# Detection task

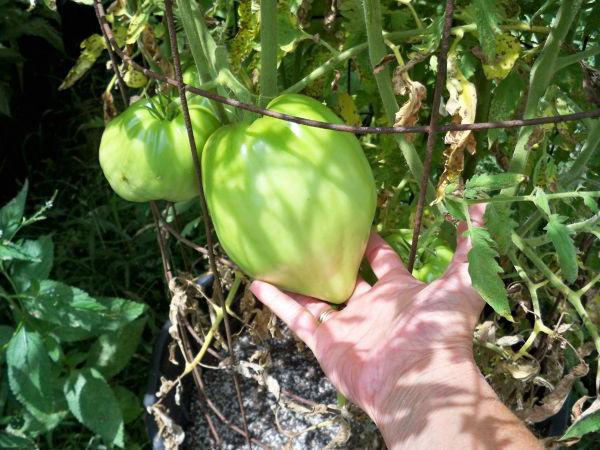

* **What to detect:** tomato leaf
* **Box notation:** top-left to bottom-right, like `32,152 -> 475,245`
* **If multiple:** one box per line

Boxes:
6,326 -> 66,430
468,0 -> 501,59
0,181 -> 28,241
58,35 -> 106,91
561,399 -> 600,440
64,368 -> 125,447
545,214 -> 578,283
467,227 -> 513,321
464,173 -> 526,197
488,72 -> 525,145
484,204 -> 516,255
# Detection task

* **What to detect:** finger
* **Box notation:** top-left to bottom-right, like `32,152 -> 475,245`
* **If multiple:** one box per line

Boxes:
365,232 -> 413,280
444,203 -> 487,278
352,277 -> 372,298
289,292 -> 333,319
250,281 -> 317,350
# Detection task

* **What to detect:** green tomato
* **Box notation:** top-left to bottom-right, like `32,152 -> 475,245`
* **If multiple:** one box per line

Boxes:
203,94 -> 377,303
413,245 -> 454,283
385,230 -> 454,283
99,95 -> 220,202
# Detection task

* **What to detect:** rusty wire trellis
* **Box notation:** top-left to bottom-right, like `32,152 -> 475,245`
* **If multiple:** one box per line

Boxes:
93,0 -> 599,446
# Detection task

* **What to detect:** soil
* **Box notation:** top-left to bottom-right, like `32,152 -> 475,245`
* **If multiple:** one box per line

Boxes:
186,329 -> 384,449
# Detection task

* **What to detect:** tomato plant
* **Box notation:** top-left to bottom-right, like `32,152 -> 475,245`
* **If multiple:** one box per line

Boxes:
99,95 -> 219,202
202,94 -> 377,302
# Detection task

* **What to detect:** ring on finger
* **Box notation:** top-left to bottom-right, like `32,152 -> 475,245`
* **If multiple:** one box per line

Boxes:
317,308 -> 336,324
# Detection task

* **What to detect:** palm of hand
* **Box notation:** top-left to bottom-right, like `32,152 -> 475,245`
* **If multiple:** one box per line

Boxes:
251,208 -> 485,417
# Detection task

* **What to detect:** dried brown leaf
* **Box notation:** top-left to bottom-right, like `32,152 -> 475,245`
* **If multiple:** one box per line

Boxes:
433,55 -> 477,204
517,362 -> 589,423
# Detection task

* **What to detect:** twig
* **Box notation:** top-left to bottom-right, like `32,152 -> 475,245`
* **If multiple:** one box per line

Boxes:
156,214 -> 237,269
407,0 -> 455,272
162,2 -> 251,447
92,1 -> 600,135
93,0 -> 127,105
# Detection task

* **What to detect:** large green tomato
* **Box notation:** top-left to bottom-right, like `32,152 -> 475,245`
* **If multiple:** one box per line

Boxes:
99,96 -> 219,202
203,94 -> 377,303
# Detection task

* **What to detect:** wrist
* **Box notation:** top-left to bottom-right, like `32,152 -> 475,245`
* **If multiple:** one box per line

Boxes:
367,349 -> 482,447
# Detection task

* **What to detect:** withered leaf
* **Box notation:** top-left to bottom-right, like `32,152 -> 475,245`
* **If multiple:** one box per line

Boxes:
434,54 -> 477,204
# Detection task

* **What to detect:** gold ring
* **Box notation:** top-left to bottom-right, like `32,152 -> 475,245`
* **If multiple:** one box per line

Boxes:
317,308 -> 336,324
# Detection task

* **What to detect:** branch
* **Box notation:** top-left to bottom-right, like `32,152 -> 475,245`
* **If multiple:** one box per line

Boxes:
407,0 -> 455,272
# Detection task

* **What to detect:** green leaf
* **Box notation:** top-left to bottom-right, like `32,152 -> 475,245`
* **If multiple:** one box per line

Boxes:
10,236 -> 54,292
545,215 -> 578,283
21,280 -> 146,337
561,400 -> 600,440
6,326 -> 65,430
582,194 -> 599,213
467,227 -> 513,321
488,72 -> 525,145
533,188 -> 551,217
113,385 -> 143,424
58,34 -> 105,90
0,181 -> 28,241
464,173 -> 526,197
64,368 -> 125,447
444,198 -> 467,221
0,432 -> 36,450
469,0 -> 501,59
483,204 -> 516,255
0,242 -> 41,262
0,325 -> 14,364
87,318 -> 146,378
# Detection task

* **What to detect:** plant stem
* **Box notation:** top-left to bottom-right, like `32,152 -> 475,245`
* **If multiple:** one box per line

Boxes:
563,120 -> 600,186
259,0 -> 278,107
511,232 -> 600,355
177,0 -> 227,122
507,0 -> 583,181
467,191 -> 600,205
526,212 -> 600,247
360,0 -> 437,206
555,46 -> 600,72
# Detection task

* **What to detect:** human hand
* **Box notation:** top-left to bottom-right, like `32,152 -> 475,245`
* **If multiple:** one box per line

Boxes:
251,205 -> 541,449
250,205 -> 485,418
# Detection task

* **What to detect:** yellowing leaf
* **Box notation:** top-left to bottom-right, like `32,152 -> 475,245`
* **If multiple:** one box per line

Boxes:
483,33 -> 521,80
58,34 -> 106,91
434,54 -> 477,204
123,66 -> 148,88
335,92 -> 361,126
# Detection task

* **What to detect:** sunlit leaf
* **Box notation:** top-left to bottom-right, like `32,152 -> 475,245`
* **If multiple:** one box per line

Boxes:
482,33 -> 521,80
545,214 -> 578,283
64,368 -> 124,447
467,227 -> 513,321
58,34 -> 106,90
